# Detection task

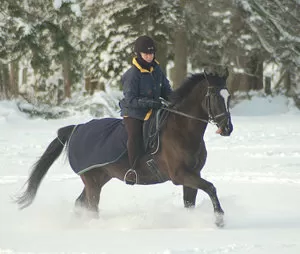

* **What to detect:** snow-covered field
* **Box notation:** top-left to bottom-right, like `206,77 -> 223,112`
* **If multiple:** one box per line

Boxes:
0,95 -> 300,254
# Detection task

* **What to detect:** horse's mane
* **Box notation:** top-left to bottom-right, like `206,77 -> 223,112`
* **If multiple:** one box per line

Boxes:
168,73 -> 206,105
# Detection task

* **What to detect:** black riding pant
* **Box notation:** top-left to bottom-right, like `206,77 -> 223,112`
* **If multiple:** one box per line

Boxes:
123,117 -> 144,169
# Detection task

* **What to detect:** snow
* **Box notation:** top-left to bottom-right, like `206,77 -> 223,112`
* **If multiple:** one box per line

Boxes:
0,95 -> 300,254
232,94 -> 297,116
53,0 -> 81,16
53,0 -> 63,9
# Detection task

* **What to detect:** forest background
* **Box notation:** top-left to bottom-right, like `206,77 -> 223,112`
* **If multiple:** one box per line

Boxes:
1,0 -> 300,117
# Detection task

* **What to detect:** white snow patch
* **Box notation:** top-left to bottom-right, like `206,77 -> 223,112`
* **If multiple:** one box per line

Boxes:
0,94 -> 300,254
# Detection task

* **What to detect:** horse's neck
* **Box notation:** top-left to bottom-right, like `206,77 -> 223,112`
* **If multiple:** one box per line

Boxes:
168,89 -> 208,146
180,85 -> 207,120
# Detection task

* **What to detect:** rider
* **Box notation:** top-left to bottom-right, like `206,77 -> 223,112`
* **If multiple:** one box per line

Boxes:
119,35 -> 172,185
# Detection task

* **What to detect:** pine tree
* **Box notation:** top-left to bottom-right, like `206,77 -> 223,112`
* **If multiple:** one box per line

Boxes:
1,0 -> 84,102
235,0 -> 300,93
82,0 -> 177,87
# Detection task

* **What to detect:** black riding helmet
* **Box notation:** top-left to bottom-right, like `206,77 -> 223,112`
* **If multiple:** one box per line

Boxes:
134,35 -> 156,54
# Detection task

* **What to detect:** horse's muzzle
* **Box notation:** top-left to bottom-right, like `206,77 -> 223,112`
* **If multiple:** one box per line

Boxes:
218,117 -> 233,136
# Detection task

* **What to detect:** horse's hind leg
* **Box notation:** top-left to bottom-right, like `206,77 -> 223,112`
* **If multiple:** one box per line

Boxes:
74,187 -> 87,214
80,168 -> 111,218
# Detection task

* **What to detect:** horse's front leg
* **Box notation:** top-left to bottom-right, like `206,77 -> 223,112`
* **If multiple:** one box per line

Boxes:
183,142 -> 207,208
183,186 -> 198,208
185,172 -> 224,227
174,171 -> 224,227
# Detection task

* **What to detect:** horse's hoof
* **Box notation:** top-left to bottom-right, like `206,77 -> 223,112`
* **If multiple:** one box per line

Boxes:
73,208 -> 83,218
215,212 -> 225,228
87,210 -> 99,220
184,201 -> 196,209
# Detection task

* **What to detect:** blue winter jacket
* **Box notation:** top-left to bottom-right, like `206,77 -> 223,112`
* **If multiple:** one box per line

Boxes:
119,57 -> 172,120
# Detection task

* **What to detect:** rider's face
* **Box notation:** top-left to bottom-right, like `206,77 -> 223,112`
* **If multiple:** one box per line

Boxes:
140,52 -> 154,63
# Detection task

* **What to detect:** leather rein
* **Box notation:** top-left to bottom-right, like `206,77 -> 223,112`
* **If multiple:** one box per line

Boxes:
160,107 -> 209,123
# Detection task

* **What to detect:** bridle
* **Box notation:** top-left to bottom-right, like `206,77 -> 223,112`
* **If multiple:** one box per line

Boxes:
203,72 -> 230,125
205,86 -> 230,125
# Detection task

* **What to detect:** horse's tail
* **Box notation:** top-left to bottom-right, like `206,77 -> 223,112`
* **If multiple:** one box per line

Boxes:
16,125 -> 76,209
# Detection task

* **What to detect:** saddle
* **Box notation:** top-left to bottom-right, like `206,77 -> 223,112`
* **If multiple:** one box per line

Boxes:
143,108 -> 168,154
142,108 -> 169,180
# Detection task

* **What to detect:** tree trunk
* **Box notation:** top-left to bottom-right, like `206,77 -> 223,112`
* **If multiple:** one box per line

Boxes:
155,39 -> 168,75
85,75 -> 101,95
97,79 -> 104,92
173,25 -> 187,88
89,77 -> 100,95
63,51 -> 71,98
0,62 -> 8,99
264,76 -> 271,95
283,69 -> 294,96
252,56 -> 263,90
22,67 -> 28,85
9,61 -> 19,98
274,68 -> 286,91
227,55 -> 263,93
85,76 -> 91,92
57,79 -> 64,105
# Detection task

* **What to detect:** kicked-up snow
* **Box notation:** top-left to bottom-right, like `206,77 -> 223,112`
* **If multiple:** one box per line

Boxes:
0,95 -> 300,254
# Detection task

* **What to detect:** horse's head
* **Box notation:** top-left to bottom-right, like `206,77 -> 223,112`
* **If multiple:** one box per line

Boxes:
203,74 -> 233,136
167,72 -> 233,136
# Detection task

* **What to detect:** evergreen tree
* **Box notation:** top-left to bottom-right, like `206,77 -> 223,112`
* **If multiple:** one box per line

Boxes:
1,0 -> 84,102
82,0 -> 177,87
235,0 -> 300,94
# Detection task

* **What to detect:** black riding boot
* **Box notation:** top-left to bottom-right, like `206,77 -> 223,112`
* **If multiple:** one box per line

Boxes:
123,117 -> 144,185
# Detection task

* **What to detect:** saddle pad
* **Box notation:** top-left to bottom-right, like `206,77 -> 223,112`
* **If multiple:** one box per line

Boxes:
68,118 -> 127,174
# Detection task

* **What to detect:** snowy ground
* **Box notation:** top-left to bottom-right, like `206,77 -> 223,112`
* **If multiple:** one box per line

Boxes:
0,95 -> 300,254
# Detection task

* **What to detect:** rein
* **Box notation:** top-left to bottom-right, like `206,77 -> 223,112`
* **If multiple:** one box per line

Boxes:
159,98 -> 209,123
161,107 -> 228,125
161,107 -> 209,123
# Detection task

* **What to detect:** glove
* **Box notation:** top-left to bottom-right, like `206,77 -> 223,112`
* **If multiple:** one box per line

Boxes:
137,98 -> 163,109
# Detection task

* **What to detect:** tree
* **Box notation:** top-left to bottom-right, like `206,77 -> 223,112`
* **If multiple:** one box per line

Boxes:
0,0 -> 23,99
82,0 -> 176,87
235,0 -> 300,94
0,0 -> 84,101
171,0 -> 188,88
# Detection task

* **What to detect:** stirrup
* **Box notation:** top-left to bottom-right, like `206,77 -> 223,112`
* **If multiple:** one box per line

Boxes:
124,169 -> 138,185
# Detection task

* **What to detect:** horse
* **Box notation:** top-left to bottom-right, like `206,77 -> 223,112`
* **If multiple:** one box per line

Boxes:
16,72 -> 233,227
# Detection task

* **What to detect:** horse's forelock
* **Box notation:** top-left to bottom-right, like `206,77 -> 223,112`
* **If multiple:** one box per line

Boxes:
207,74 -> 227,88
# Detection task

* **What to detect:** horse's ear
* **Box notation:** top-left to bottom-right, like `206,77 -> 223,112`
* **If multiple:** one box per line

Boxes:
216,66 -> 229,79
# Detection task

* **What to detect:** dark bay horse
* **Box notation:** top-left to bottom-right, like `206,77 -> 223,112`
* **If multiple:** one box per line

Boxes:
16,72 -> 233,227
